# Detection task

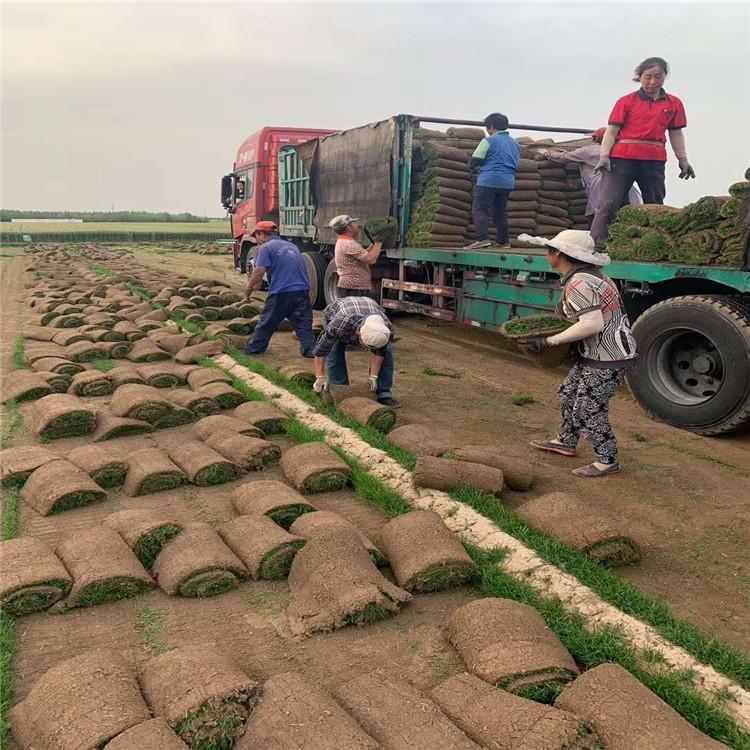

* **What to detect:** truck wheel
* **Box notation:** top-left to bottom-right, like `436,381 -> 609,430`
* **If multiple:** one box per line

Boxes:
323,259 -> 341,306
301,251 -> 328,310
627,295 -> 750,435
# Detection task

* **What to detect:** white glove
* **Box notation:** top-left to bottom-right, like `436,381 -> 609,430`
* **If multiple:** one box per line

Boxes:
367,375 -> 378,392
313,376 -> 329,394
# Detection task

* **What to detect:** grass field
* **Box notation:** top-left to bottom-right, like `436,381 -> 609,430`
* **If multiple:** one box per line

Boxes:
0,220 -> 229,234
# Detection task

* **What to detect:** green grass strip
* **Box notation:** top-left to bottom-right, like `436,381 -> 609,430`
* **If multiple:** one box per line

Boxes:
12,335 -> 25,370
1,400 -> 24,450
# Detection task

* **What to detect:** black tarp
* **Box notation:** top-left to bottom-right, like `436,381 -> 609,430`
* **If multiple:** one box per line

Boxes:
295,119 -> 395,245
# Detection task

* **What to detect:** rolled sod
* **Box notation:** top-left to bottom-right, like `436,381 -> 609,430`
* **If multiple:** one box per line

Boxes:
103,508 -> 183,570
232,479 -> 316,529
225,318 -> 255,334
280,442 -> 352,494
338,396 -> 397,433
555,663 -> 728,750
56,526 -> 155,607
432,672 -> 600,750
110,383 -> 176,424
64,339 -> 108,362
2,370 -> 53,403
174,339 -> 225,364
194,381 -> 245,409
517,492 -> 640,566
187,366 -> 233,390
192,415 -> 263,441
25,342 -> 67,363
112,320 -> 147,341
101,340 -> 134,359
139,646 -> 260,750
452,446 -> 534,491
25,325 -> 58,342
233,401 -> 288,434
167,388 -> 221,418
290,510 -> 386,567
204,430 -> 281,471
21,459 -> 107,515
0,536 -> 72,615
387,423 -> 456,456
414,455 -> 504,495
138,362 -> 193,388
104,718 -> 188,749
123,448 -> 186,496
69,369 -> 115,396
379,510 -> 476,592
205,323 -> 232,338
447,598 -> 579,698
8,651 -> 150,750
0,445 -> 58,489
669,230 -> 722,266
152,522 -> 248,597
93,409 -> 154,441
286,527 -> 411,635
154,406 -> 195,429
684,195 -> 729,230
501,314 -> 572,339
334,670 -> 480,750
277,364 -> 316,388
126,338 -> 171,363
109,365 -> 145,388
165,438 -> 243,485
66,444 -> 128,489
219,515 -> 305,579
30,356 -> 85,376
237,672 -> 380,750
36,370 -> 73,392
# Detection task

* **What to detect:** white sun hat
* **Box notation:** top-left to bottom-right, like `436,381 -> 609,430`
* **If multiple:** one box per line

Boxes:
518,230 -> 611,266
359,315 -> 391,349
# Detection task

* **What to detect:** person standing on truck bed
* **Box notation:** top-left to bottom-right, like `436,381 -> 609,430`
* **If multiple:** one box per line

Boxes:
517,230 -> 637,477
243,220 -> 316,358
311,296 -> 400,408
464,112 -> 520,250
591,56 -> 695,251
329,215 -> 382,299
538,128 -> 643,228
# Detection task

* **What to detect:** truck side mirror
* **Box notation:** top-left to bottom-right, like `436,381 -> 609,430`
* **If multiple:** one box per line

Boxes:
221,175 -> 234,210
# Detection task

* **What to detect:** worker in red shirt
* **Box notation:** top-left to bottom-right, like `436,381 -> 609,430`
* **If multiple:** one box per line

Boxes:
590,57 -> 695,251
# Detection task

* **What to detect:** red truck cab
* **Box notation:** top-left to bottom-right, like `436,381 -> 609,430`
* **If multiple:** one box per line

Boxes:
221,126 -> 335,270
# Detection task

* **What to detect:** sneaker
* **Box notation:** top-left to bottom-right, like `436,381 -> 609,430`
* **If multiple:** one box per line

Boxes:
301,352 -> 315,359
378,396 -> 401,408
463,240 -> 492,250
496,243 -> 512,249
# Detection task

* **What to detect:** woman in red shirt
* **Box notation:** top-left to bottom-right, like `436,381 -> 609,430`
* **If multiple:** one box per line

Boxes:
590,57 -> 695,251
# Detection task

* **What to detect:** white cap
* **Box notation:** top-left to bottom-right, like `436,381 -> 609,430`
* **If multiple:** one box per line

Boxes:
518,229 -> 611,266
328,215 -> 360,232
359,315 -> 391,349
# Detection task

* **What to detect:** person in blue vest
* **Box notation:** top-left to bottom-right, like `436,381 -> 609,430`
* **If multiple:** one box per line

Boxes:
464,112 -> 520,250
244,220 -> 316,357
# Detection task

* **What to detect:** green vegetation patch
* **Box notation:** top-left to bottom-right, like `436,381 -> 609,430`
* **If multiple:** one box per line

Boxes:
12,335 -> 26,370
258,541 -> 306,580
2,580 -> 71,616
193,462 -> 243,487
50,489 -> 106,515
91,463 -> 127,490
75,577 -> 152,607
174,689 -> 258,750
503,315 -> 572,338
300,470 -> 351,494
137,472 -> 185,496
154,409 -> 194,429
266,504 -> 314,531
39,411 -> 96,441
91,359 -> 115,372
134,525 -> 183,570
177,567 -> 246,598
403,562 -> 476,593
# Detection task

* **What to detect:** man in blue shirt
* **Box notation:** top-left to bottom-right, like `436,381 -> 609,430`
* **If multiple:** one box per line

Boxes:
465,112 -> 520,250
244,221 -> 316,357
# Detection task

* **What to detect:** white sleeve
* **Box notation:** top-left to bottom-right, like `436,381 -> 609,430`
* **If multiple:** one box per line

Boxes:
547,309 -> 604,345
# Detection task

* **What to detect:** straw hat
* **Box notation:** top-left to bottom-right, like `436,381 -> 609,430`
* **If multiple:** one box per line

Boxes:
517,230 -> 611,266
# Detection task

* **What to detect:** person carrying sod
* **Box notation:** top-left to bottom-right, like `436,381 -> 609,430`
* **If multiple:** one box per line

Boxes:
243,220 -> 316,358
312,296 -> 400,408
328,214 -> 383,299
517,230 -> 637,477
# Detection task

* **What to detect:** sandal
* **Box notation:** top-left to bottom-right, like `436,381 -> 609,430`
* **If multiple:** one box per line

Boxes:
530,439 -> 577,457
572,463 -> 621,477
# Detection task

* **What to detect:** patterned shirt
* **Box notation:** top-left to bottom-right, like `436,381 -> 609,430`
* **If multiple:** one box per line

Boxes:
335,237 -> 372,290
313,296 -> 395,358
560,268 -> 637,368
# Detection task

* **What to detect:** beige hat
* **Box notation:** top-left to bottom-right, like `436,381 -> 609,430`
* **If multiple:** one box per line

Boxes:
328,215 -> 360,232
518,230 -> 611,266
359,315 -> 391,349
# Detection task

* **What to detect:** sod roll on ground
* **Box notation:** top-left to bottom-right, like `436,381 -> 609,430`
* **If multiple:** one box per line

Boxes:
232,479 -> 317,529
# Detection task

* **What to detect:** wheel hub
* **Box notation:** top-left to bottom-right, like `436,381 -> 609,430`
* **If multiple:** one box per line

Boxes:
655,329 -> 724,404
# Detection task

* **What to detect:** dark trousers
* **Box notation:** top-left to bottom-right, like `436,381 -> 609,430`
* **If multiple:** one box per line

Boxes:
337,287 -> 377,301
472,186 -> 510,243
591,158 -> 666,250
245,290 -> 316,356
328,341 -> 395,398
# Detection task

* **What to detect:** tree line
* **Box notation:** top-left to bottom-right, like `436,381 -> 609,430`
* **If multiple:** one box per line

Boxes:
1,210 -> 213,223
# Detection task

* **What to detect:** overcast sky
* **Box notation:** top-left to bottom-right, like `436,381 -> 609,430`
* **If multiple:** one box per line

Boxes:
2,1 -> 748,216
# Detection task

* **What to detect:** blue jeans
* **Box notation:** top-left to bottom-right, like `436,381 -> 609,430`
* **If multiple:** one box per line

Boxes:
245,291 -> 316,356
327,341 -> 394,398
472,185 -> 510,243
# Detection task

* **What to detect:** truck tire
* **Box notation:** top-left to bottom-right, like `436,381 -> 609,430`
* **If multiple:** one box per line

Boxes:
301,251 -> 328,310
323,259 -> 341,306
627,295 -> 750,435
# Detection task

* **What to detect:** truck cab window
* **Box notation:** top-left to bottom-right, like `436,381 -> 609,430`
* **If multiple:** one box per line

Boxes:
236,168 -> 255,202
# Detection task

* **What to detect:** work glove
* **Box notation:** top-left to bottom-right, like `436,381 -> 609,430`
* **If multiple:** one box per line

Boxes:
313,376 -> 329,394
594,156 -> 611,173
518,337 -> 547,354
678,159 -> 696,179
367,375 -> 378,392
363,227 -> 374,244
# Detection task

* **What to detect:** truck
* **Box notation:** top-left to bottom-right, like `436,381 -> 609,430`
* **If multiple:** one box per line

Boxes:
221,115 -> 750,435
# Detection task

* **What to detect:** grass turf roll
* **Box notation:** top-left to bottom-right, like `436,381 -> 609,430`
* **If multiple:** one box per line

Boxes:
138,362 -> 189,388
187,367 -> 233,390
174,339 -> 225,364
379,510 -> 476,591
103,508 -> 183,570
9,651 -> 151,750
104,718 -> 188,749
233,401 -> 288,434
334,669 -> 480,750
2,369 -> 53,403
21,459 -> 107,515
629,228 -> 673,261
64,339 -> 108,362
451,446 -> 534,491
109,365 -> 145,388
516,492 -> 640,566
139,645 -> 260,750
432,672 -> 600,750
501,314 -> 572,339
167,388 -> 221,418
66,444 -> 128,489
0,536 -> 72,615
232,479 -> 316,529
555,663 -> 728,750
165,438 -> 243,485
30,356 -> 85,376
669,229 -> 721,265
125,338 -> 171,363
29,393 -> 96,440
152,522 -> 248,597
0,445 -> 58,489
684,195 -> 728,231
219,515 -> 305,579
280,442 -> 352,494
110,383 -> 175,424
286,527 -> 411,635
338,396 -> 397,433
237,672 -> 380,750
56,526 -> 155,607
154,405 -> 194,428
192,415 -> 263,441
196,381 -> 246,409
36,370 -> 73,392
447,598 -> 579,700
69,369 -> 115,396
277,364 -> 315,388
387,423 -> 456,456
123,447 -> 186,496
101,340 -> 134,359
414,455 -> 503,495
204,430 -> 281,471
93,409 -> 154,441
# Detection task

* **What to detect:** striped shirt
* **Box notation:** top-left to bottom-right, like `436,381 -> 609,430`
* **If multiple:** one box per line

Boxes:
313,297 -> 395,358
560,268 -> 637,368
